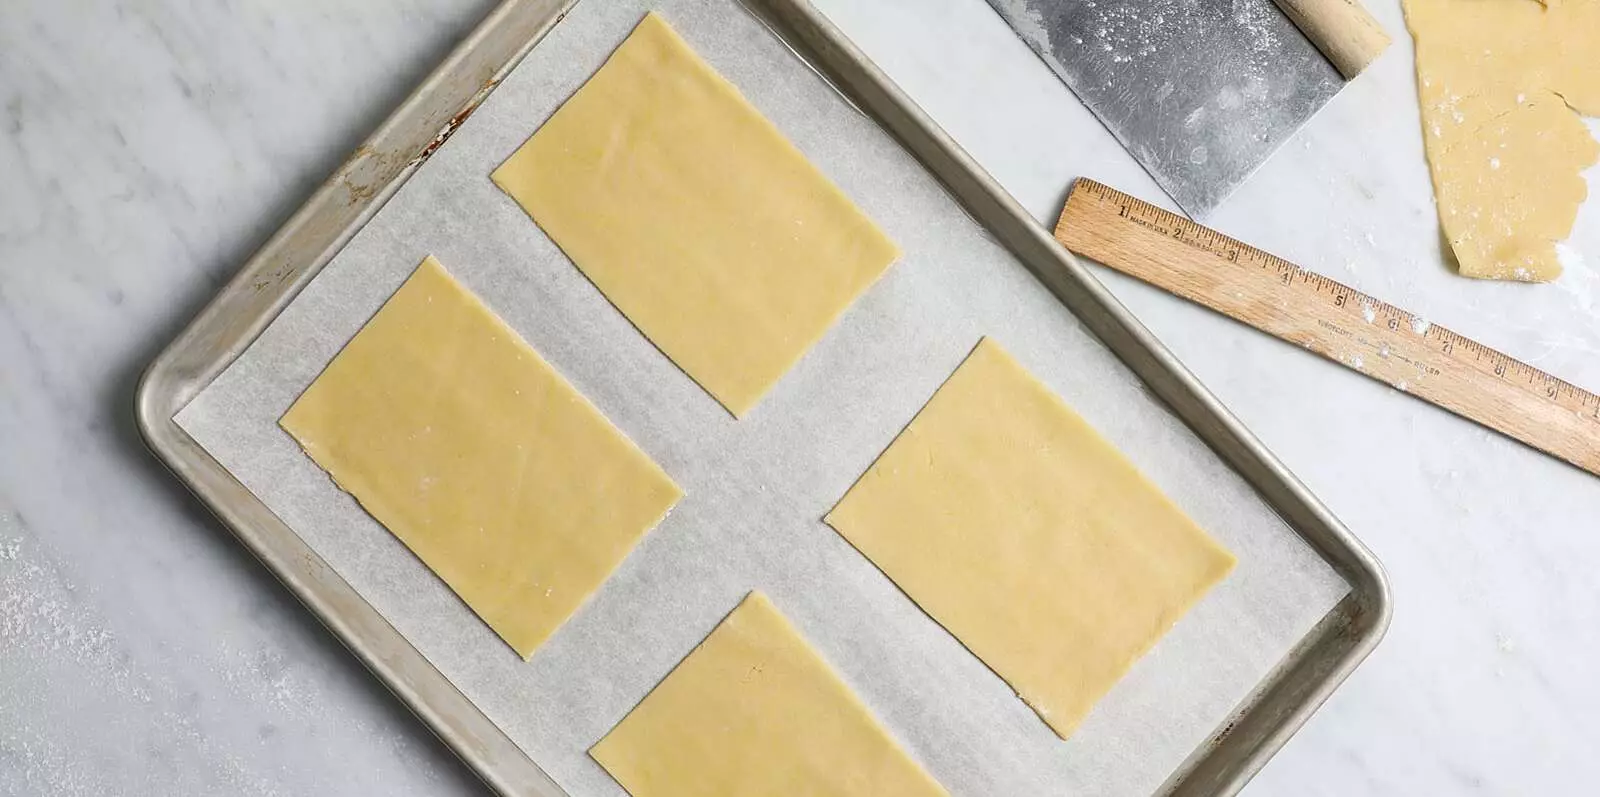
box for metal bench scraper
[988,0,1390,218]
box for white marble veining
[1,3,498,794]
[2,0,1598,795]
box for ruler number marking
[1058,178,1600,474]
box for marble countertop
[3,0,1598,794]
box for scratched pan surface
[136,0,1390,794]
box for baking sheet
[173,0,1350,794]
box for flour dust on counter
[0,507,268,796]
[0,503,460,796]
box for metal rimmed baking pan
[137,0,1390,794]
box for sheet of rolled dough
[590,591,949,797]
[492,12,900,417]
[280,256,682,660]
[1404,0,1600,281]
[826,338,1236,739]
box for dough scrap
[280,256,681,660]
[825,338,1235,739]
[1404,0,1600,281]
[590,592,949,797]
[492,12,900,417]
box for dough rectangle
[492,12,900,417]
[280,256,682,660]
[590,591,949,797]
[1403,0,1600,280]
[826,338,1236,738]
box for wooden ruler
[1055,178,1600,477]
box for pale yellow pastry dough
[1404,0,1600,281]
[281,256,681,660]
[590,592,948,797]
[826,338,1236,739]
[492,13,900,417]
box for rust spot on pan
[406,74,503,170]
[338,73,505,206]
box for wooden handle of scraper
[1270,0,1392,79]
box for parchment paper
[175,1,1350,793]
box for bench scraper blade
[988,0,1342,218]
